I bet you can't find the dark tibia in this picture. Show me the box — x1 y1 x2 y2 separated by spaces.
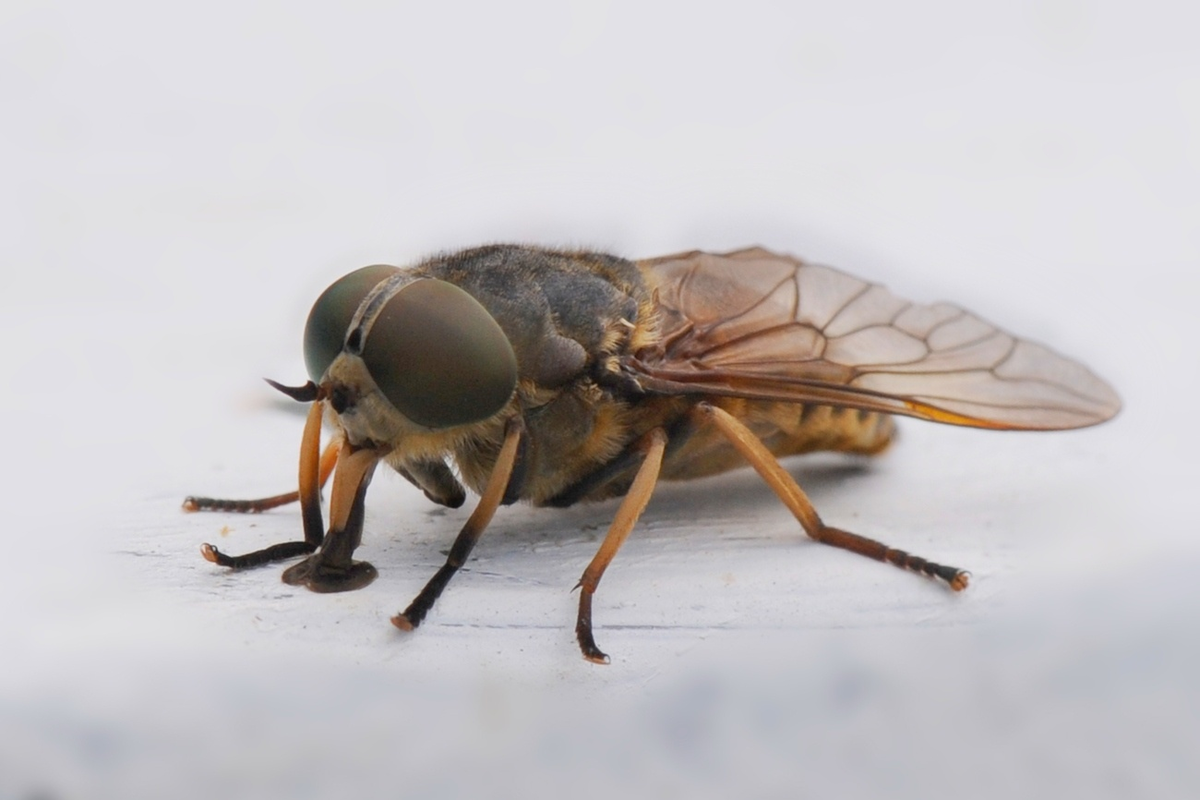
818 526 970 590
184 492 300 514
392 418 524 632
281 456 378 593
199 400 330 570
396 458 467 509
185 438 341 516
200 540 317 569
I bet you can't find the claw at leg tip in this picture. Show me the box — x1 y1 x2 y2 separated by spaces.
200 543 218 563
391 614 415 632
182 497 199 512
951 572 971 591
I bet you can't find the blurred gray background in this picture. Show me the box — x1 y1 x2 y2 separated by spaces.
1 1 1196 798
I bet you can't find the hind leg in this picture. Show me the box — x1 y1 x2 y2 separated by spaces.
698 403 969 591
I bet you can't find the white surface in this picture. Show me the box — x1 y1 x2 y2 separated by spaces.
2 1 1198 798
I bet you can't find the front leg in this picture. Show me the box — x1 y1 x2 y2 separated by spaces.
200 399 330 569
281 443 381 593
184 439 339 515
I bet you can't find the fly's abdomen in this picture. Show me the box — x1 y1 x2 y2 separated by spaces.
660 399 895 481
768 403 896 457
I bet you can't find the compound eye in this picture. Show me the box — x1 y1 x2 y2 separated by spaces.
303 265 399 382
361 280 518 429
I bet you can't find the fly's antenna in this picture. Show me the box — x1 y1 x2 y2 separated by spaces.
265 379 323 403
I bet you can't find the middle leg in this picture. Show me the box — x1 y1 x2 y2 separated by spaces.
392 417 525 631
575 427 668 664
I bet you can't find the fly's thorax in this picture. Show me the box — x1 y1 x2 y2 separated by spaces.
414 245 658 390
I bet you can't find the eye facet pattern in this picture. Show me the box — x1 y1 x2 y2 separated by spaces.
303 264 400 382
361 279 518 429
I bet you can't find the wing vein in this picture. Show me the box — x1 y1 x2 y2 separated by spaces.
823 281 875 334
635 249 1119 431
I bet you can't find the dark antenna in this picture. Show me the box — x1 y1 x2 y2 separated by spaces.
264 379 322 403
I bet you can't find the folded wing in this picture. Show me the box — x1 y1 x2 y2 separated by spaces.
630 248 1120 430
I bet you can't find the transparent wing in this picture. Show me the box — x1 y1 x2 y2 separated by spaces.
630 248 1120 430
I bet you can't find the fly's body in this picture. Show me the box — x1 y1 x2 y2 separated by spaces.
380 246 895 508
186 244 1119 662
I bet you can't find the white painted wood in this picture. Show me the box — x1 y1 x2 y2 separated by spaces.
1 2 1196 797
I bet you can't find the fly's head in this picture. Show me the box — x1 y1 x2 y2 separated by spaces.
295 265 519 453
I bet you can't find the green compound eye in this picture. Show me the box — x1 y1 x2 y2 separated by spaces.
303 265 400 382
361 279 518 429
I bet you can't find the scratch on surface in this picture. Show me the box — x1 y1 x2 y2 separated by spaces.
112 550 168 558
